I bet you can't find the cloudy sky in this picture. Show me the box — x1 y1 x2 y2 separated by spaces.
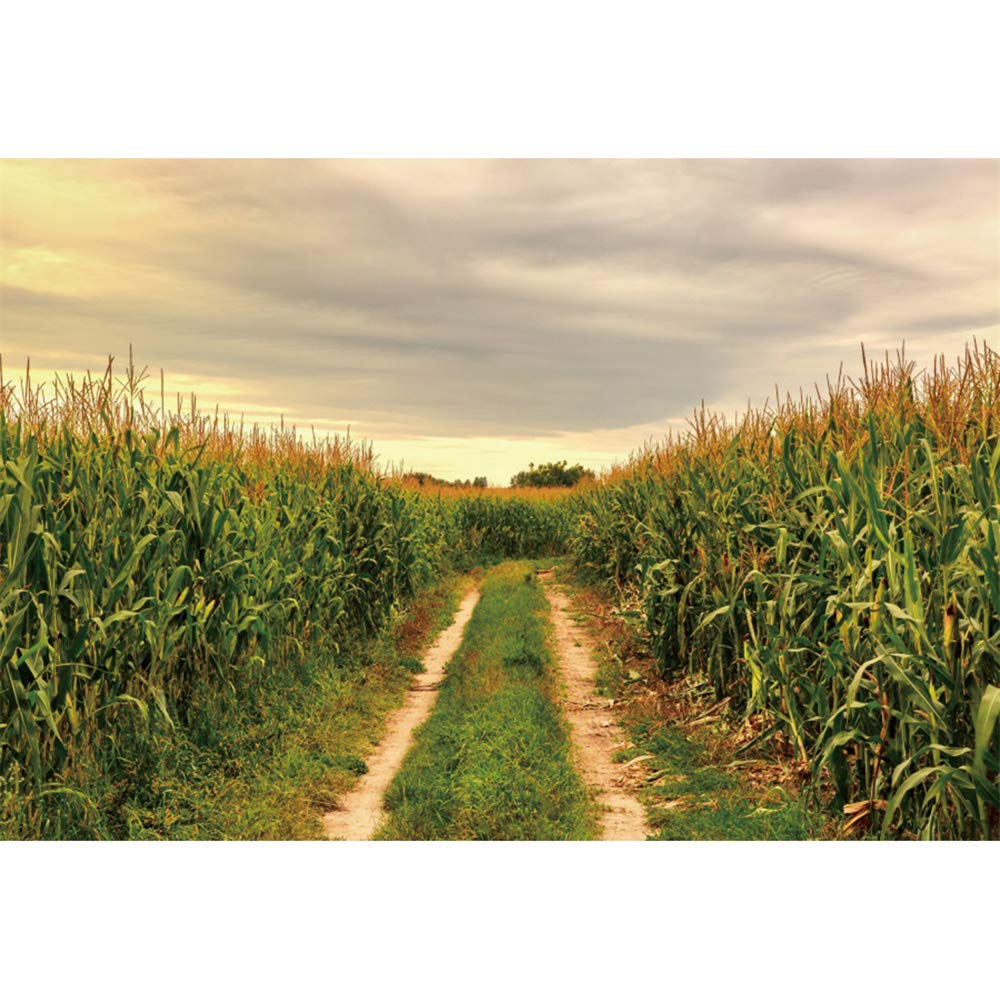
1 159 997 481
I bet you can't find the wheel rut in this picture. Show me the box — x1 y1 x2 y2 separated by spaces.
322 585 481 840
541 576 651 841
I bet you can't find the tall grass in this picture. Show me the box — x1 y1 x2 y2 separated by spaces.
570 343 1000 839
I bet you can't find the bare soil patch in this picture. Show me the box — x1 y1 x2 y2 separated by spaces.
541 576 650 841
322 585 481 840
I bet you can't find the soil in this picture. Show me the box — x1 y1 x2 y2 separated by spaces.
541 575 651 841
322 585 481 840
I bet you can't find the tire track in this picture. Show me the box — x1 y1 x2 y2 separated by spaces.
322 585 481 840
542 577 650 841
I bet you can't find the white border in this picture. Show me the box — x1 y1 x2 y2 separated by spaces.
2 2 998 993
1 841 997 996
2 2 998 156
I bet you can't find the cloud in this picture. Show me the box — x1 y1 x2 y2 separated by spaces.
1 158 997 475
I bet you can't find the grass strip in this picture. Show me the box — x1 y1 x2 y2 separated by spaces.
377 560 595 840
623 720 819 840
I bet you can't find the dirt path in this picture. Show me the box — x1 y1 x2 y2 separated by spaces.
322 585 481 840
541 577 650 841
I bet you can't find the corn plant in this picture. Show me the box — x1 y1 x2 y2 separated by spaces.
570 344 1000 839
0 355 579 834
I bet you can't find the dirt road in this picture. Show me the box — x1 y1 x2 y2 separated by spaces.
322 585 481 840
542 578 650 841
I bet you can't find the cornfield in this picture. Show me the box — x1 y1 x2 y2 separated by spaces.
409 492 571 562
0 357 571 833
387 479 575 560
6 344 996 839
570 344 1000 839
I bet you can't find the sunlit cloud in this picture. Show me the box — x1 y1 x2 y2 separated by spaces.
1 158 997 482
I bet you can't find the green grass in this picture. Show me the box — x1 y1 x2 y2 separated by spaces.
625 719 818 841
377 561 596 840
1 573 469 840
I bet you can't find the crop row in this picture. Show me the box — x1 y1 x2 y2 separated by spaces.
0 363 572 827
568 346 1000 839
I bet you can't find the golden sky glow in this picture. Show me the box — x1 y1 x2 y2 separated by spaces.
2 159 997 482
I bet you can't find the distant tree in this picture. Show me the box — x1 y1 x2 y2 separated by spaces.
403 471 489 489
404 471 451 488
510 460 595 488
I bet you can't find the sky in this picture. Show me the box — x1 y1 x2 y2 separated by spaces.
1 159 997 483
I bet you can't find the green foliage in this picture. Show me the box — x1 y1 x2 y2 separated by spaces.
1 561 466 840
411 492 573 564
632 722 816 841
510 460 595 488
570 347 1000 840
0 407 567 835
